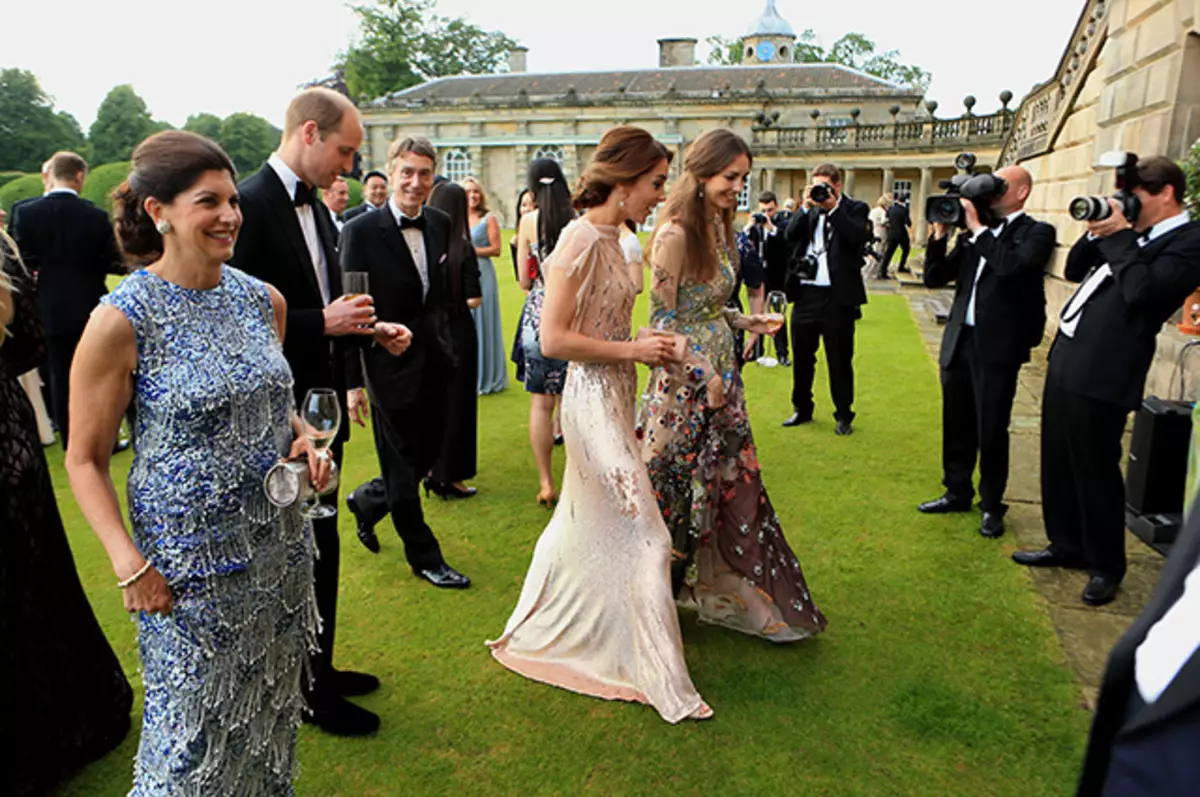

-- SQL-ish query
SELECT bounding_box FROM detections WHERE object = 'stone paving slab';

[882,277,1167,710]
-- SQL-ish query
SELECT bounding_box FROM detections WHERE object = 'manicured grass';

[58,236,1088,795]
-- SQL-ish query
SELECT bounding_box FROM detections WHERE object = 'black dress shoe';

[782,413,813,427]
[423,479,478,500]
[1011,548,1087,569]
[112,438,131,454]
[346,491,380,554]
[779,356,791,367]
[834,419,853,436]
[979,511,1005,539]
[413,563,471,589]
[331,669,380,697]
[1082,574,1121,606]
[917,494,973,514]
[304,694,380,736]
[553,434,565,446]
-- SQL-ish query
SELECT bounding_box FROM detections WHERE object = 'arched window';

[533,145,565,165]
[443,148,472,183]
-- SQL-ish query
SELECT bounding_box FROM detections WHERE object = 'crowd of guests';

[1,83,1199,795]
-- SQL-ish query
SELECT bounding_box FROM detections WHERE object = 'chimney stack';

[508,46,528,74]
[657,38,697,68]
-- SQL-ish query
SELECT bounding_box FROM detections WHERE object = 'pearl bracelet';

[117,560,153,589]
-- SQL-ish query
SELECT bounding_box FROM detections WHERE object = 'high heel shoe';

[536,486,557,507]
[687,701,714,721]
[423,479,478,500]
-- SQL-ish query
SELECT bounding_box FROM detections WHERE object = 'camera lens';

[1068,196,1112,222]
[928,197,961,224]
[810,184,831,204]
[954,153,977,171]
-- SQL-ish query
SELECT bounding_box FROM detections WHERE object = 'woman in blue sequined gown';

[463,177,507,395]
[66,132,324,795]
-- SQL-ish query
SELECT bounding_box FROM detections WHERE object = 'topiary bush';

[346,177,363,209]
[0,171,26,190]
[0,174,45,210]
[1184,139,1200,221]
[81,161,132,213]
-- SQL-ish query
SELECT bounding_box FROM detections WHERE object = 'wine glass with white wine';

[757,290,788,367]
[300,388,340,519]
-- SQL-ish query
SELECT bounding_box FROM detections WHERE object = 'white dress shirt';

[1060,210,1192,339]
[964,210,1024,327]
[267,153,330,305]
[800,202,839,288]
[45,187,79,197]
[1136,554,1200,703]
[388,198,429,298]
[327,205,344,233]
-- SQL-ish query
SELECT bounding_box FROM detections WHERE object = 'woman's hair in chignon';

[113,130,237,258]
[573,126,672,211]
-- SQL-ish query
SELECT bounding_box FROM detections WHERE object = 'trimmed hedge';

[0,171,26,190]
[0,174,44,211]
[81,162,132,213]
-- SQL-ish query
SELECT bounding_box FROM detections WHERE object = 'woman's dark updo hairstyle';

[113,130,237,258]
[527,158,573,257]
[573,126,672,211]
[428,181,470,305]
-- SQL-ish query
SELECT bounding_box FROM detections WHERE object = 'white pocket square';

[439,254,447,263]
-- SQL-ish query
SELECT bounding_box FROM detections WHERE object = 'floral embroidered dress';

[489,219,705,723]
[637,222,827,642]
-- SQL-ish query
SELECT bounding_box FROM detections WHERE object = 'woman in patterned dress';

[66,131,327,795]
[490,126,712,723]
[515,159,573,505]
[637,129,828,643]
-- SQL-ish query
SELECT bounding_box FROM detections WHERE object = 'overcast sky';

[6,0,1083,129]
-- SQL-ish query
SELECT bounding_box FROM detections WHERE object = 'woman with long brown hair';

[489,126,711,724]
[637,128,828,643]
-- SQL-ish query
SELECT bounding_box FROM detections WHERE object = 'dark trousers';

[354,389,446,571]
[1099,699,1200,796]
[1040,360,1130,580]
[881,236,910,276]
[940,329,1021,514]
[306,439,343,702]
[44,331,81,449]
[790,289,857,422]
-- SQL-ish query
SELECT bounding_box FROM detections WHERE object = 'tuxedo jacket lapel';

[260,166,323,300]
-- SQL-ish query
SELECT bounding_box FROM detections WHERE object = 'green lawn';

[57,240,1088,795]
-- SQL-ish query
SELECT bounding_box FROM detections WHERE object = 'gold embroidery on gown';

[487,219,705,724]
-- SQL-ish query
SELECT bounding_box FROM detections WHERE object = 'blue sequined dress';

[102,266,316,796]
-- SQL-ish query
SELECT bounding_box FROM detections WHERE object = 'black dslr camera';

[925,153,1007,229]
[809,182,833,205]
[1068,151,1142,223]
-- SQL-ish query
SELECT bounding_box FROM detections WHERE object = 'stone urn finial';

[963,95,977,114]
[924,99,938,117]
[999,90,1013,110]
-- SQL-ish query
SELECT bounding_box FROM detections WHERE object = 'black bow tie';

[399,214,425,231]
[293,182,314,207]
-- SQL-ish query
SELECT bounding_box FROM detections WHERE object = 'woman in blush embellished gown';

[489,126,712,724]
[638,129,828,643]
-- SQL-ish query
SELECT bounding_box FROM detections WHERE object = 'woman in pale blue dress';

[463,178,508,395]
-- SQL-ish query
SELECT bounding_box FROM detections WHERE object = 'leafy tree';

[337,0,517,101]
[0,69,88,172]
[88,85,168,165]
[705,36,741,66]
[218,113,279,175]
[183,113,222,141]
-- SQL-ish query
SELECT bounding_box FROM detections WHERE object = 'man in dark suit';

[342,170,389,222]
[10,151,125,450]
[880,199,912,278]
[1075,493,1200,796]
[917,166,1055,539]
[1013,156,1200,607]
[322,175,350,235]
[782,162,870,436]
[341,137,471,591]
[230,87,406,737]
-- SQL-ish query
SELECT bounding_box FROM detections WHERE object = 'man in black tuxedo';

[230,87,407,737]
[917,166,1055,539]
[782,162,870,436]
[1013,156,1200,607]
[10,151,124,450]
[322,175,350,235]
[341,137,471,591]
[342,170,389,222]
[1075,493,1200,796]
[880,199,912,278]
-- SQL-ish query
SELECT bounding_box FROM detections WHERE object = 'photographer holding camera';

[782,163,870,436]
[918,165,1056,540]
[742,190,791,364]
[1012,155,1200,607]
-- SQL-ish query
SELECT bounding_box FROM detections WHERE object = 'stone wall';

[1019,0,1200,398]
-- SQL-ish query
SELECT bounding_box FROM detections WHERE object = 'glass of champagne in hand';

[756,291,787,368]
[342,272,369,300]
[300,388,340,519]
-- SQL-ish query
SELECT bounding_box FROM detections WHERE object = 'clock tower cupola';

[742,0,797,64]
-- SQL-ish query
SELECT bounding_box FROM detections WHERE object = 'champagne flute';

[756,291,787,368]
[300,388,341,519]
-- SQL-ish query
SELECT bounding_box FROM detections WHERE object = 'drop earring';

[155,219,172,235]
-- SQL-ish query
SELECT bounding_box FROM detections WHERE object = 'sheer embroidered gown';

[488,219,707,723]
[637,223,827,642]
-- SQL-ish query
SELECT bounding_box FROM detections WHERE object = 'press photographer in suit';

[783,163,870,435]
[918,166,1055,539]
[741,190,791,364]
[1012,155,1200,607]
